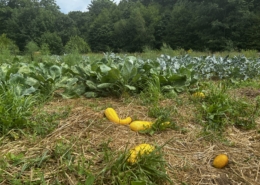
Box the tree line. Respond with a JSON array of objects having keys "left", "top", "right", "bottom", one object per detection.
[{"left": 0, "top": 0, "right": 259, "bottom": 55}]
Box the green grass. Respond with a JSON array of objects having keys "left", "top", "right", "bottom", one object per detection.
[
  {"left": 95, "top": 141, "right": 172, "bottom": 185},
  {"left": 0, "top": 51, "right": 260, "bottom": 184},
  {"left": 193, "top": 81, "right": 260, "bottom": 137},
  {"left": 0, "top": 85, "right": 36, "bottom": 135},
  {"left": 139, "top": 47, "right": 259, "bottom": 59},
  {"left": 30, "top": 107, "right": 70, "bottom": 136}
]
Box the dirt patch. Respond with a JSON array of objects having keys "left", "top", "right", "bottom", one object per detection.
[{"left": 236, "top": 87, "right": 260, "bottom": 98}]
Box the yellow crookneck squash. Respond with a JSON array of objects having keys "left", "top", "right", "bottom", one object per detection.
[
  {"left": 104, "top": 108, "right": 132, "bottom": 125},
  {"left": 129, "top": 121, "right": 153, "bottom": 131}
]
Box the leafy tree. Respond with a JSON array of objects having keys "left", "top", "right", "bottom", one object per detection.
[
  {"left": 54, "top": 13, "right": 79, "bottom": 45},
  {"left": 139, "top": 4, "right": 161, "bottom": 49},
  {"left": 0, "top": 1, "right": 12, "bottom": 34},
  {"left": 165, "top": 1, "right": 198, "bottom": 50},
  {"left": 2, "top": 0, "right": 61, "bottom": 52},
  {"left": 125, "top": 8, "right": 147, "bottom": 52},
  {"left": 65, "top": 35, "right": 91, "bottom": 54},
  {"left": 25, "top": 40, "right": 39, "bottom": 61},
  {"left": 88, "top": 0, "right": 116, "bottom": 17},
  {"left": 68, "top": 11, "right": 91, "bottom": 41},
  {"left": 243, "top": 10, "right": 260, "bottom": 50},
  {"left": 0, "top": 0, "right": 260, "bottom": 53},
  {"left": 40, "top": 43, "right": 50, "bottom": 55},
  {"left": 88, "top": 9, "right": 114, "bottom": 52},
  {"left": 113, "top": 2, "right": 149, "bottom": 52},
  {"left": 87, "top": 0, "right": 116, "bottom": 52},
  {"left": 40, "top": 32, "right": 63, "bottom": 55},
  {"left": 164, "top": 0, "right": 259, "bottom": 51},
  {"left": 39, "top": 0, "right": 60, "bottom": 12},
  {"left": 0, "top": 33, "right": 19, "bottom": 54}
]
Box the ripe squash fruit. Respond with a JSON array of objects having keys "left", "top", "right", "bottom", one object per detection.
[
  {"left": 192, "top": 92, "right": 205, "bottom": 98},
  {"left": 129, "top": 121, "right": 152, "bottom": 131},
  {"left": 104, "top": 108, "right": 132, "bottom": 125},
  {"left": 127, "top": 143, "right": 155, "bottom": 164},
  {"left": 213, "top": 154, "right": 228, "bottom": 168}
]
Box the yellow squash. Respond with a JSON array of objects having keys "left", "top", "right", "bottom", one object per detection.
[
  {"left": 129, "top": 121, "right": 152, "bottom": 131},
  {"left": 119, "top": 117, "right": 132, "bottom": 125},
  {"left": 213, "top": 154, "right": 228, "bottom": 168},
  {"left": 192, "top": 92, "right": 205, "bottom": 98},
  {"left": 161, "top": 121, "right": 170, "bottom": 127},
  {"left": 104, "top": 108, "right": 132, "bottom": 125},
  {"left": 127, "top": 143, "right": 155, "bottom": 164}
]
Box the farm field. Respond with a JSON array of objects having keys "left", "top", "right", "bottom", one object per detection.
[{"left": 0, "top": 52, "right": 260, "bottom": 184}]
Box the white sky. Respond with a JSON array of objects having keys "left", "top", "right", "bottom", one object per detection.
[{"left": 55, "top": 0, "right": 121, "bottom": 14}]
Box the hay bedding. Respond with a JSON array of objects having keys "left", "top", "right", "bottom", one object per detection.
[{"left": 0, "top": 96, "right": 260, "bottom": 185}]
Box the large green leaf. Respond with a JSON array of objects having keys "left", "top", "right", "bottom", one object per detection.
[
  {"left": 9, "top": 73, "right": 26, "bottom": 84},
  {"left": 121, "top": 60, "right": 137, "bottom": 82},
  {"left": 61, "top": 83, "right": 86, "bottom": 99},
  {"left": 25, "top": 77, "right": 40, "bottom": 87},
  {"left": 125, "top": 84, "right": 136, "bottom": 91},
  {"left": 57, "top": 77, "right": 78, "bottom": 87},
  {"left": 97, "top": 83, "right": 112, "bottom": 89},
  {"left": 99, "top": 67, "right": 120, "bottom": 83},
  {"left": 99, "top": 64, "right": 111, "bottom": 73},
  {"left": 49, "top": 65, "right": 62, "bottom": 79},
  {"left": 86, "top": 80, "right": 97, "bottom": 90},
  {"left": 18, "top": 63, "right": 31, "bottom": 74},
  {"left": 84, "top": 91, "right": 98, "bottom": 98},
  {"left": 168, "top": 75, "right": 187, "bottom": 87},
  {"left": 21, "top": 86, "right": 37, "bottom": 96}
]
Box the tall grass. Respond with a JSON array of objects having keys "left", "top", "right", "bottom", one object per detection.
[{"left": 0, "top": 85, "right": 35, "bottom": 135}]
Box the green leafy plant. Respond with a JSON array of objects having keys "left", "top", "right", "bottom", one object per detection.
[
  {"left": 96, "top": 141, "right": 172, "bottom": 185},
  {"left": 197, "top": 82, "right": 260, "bottom": 135},
  {"left": 0, "top": 151, "right": 50, "bottom": 184},
  {"left": 231, "top": 96, "right": 260, "bottom": 130},
  {"left": 25, "top": 41, "right": 39, "bottom": 61},
  {"left": 0, "top": 85, "right": 35, "bottom": 135},
  {"left": 139, "top": 75, "right": 162, "bottom": 105},
  {"left": 0, "top": 33, "right": 19, "bottom": 56},
  {"left": 198, "top": 83, "right": 232, "bottom": 133},
  {"left": 65, "top": 35, "right": 91, "bottom": 54},
  {"left": 30, "top": 108, "right": 70, "bottom": 136}
]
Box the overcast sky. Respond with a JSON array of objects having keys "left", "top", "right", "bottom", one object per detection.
[{"left": 56, "top": 0, "right": 121, "bottom": 14}]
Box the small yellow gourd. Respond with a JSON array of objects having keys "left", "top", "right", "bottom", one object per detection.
[
  {"left": 161, "top": 121, "right": 170, "bottom": 127},
  {"left": 129, "top": 121, "right": 152, "bottom": 131},
  {"left": 192, "top": 92, "right": 205, "bottom": 98},
  {"left": 104, "top": 108, "right": 132, "bottom": 125},
  {"left": 127, "top": 143, "right": 155, "bottom": 164},
  {"left": 213, "top": 154, "right": 228, "bottom": 168}
]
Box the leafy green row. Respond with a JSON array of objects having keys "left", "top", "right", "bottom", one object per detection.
[{"left": 1, "top": 53, "right": 260, "bottom": 99}]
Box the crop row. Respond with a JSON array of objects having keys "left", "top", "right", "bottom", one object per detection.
[{"left": 1, "top": 53, "right": 259, "bottom": 98}]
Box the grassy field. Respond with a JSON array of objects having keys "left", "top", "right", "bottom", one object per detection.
[{"left": 0, "top": 51, "right": 260, "bottom": 184}]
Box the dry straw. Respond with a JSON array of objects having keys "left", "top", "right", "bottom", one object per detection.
[{"left": 0, "top": 96, "right": 259, "bottom": 184}]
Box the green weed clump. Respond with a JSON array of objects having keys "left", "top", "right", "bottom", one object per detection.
[
  {"left": 195, "top": 82, "right": 260, "bottom": 136},
  {"left": 0, "top": 85, "right": 35, "bottom": 135},
  {"left": 96, "top": 141, "right": 172, "bottom": 185}
]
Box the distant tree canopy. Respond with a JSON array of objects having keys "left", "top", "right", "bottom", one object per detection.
[{"left": 0, "top": 0, "right": 259, "bottom": 54}]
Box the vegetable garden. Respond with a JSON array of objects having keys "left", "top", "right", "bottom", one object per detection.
[{"left": 0, "top": 53, "right": 260, "bottom": 184}]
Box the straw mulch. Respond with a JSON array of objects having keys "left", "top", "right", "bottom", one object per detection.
[{"left": 0, "top": 94, "right": 259, "bottom": 185}]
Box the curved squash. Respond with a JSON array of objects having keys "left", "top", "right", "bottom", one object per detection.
[
  {"left": 119, "top": 117, "right": 132, "bottom": 125},
  {"left": 129, "top": 121, "right": 152, "bottom": 131},
  {"left": 104, "top": 108, "right": 132, "bottom": 125}
]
